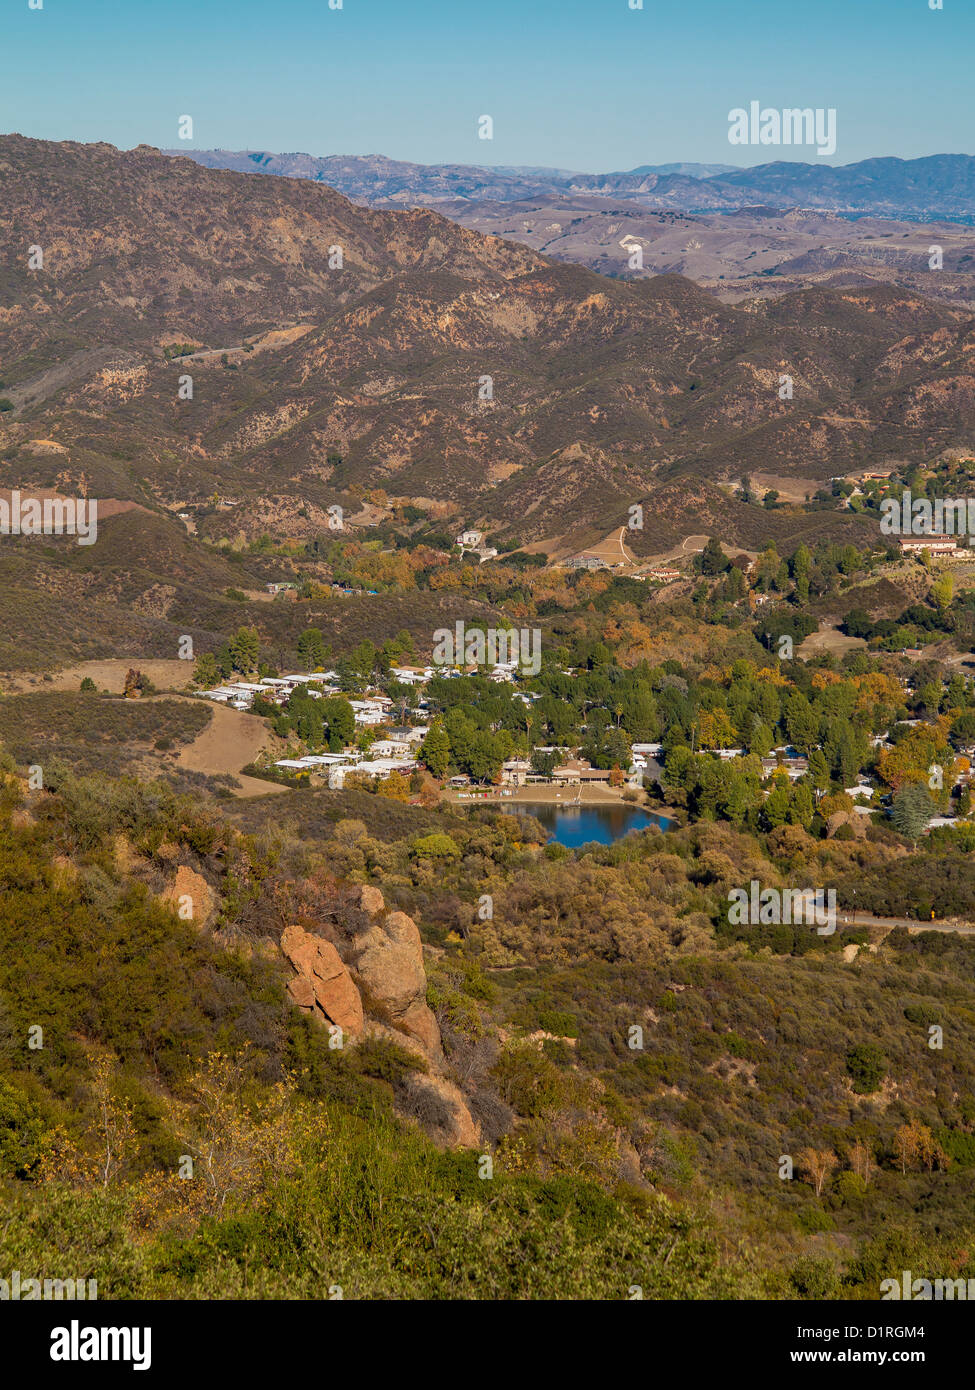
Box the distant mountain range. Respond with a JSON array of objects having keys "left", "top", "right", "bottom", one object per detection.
[{"left": 167, "top": 150, "right": 975, "bottom": 221}]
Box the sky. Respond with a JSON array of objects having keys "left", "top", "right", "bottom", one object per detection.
[{"left": 3, "top": 0, "right": 973, "bottom": 171}]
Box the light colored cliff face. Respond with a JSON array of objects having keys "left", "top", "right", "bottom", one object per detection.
[{"left": 279, "top": 884, "right": 480, "bottom": 1149}]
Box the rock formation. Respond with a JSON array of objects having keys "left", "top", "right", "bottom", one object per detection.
[
  {"left": 281, "top": 924, "right": 364, "bottom": 1035},
  {"left": 160, "top": 865, "right": 218, "bottom": 929},
  {"left": 278, "top": 885, "right": 479, "bottom": 1147}
]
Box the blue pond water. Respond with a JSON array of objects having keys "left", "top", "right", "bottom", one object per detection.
[{"left": 513, "top": 802, "right": 674, "bottom": 847}]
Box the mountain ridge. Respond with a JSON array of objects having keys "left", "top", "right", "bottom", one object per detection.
[
  {"left": 2, "top": 135, "right": 974, "bottom": 558},
  {"left": 166, "top": 148, "right": 975, "bottom": 221}
]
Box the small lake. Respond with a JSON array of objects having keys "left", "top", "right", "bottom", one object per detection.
[{"left": 513, "top": 802, "right": 674, "bottom": 847}]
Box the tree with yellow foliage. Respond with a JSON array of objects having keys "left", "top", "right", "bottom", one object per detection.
[{"left": 798, "top": 1146, "right": 837, "bottom": 1198}]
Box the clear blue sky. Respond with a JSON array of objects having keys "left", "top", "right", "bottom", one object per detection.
[{"left": 4, "top": 0, "right": 972, "bottom": 170}]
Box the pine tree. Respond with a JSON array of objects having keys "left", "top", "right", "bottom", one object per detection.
[{"left": 420, "top": 723, "right": 451, "bottom": 779}]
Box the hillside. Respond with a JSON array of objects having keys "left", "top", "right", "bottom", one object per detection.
[{"left": 2, "top": 136, "right": 975, "bottom": 563}]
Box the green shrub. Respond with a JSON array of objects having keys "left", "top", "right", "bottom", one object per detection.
[{"left": 845, "top": 1043, "right": 886, "bottom": 1095}]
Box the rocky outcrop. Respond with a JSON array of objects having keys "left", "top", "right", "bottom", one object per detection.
[
  {"left": 354, "top": 908, "right": 439, "bottom": 1045},
  {"left": 281, "top": 923, "right": 364, "bottom": 1035},
  {"left": 278, "top": 887, "right": 479, "bottom": 1147},
  {"left": 404, "top": 1073, "right": 481, "bottom": 1149},
  {"left": 160, "top": 865, "right": 217, "bottom": 929},
  {"left": 357, "top": 884, "right": 385, "bottom": 917}
]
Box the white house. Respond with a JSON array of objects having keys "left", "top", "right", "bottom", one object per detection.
[
  {"left": 390, "top": 665, "right": 434, "bottom": 685},
  {"left": 349, "top": 705, "right": 386, "bottom": 726},
  {"left": 329, "top": 757, "right": 416, "bottom": 789},
  {"left": 368, "top": 739, "right": 417, "bottom": 759}
]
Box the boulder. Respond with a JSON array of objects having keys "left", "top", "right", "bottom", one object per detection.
[
  {"left": 287, "top": 976, "right": 317, "bottom": 1011},
  {"left": 280, "top": 923, "right": 321, "bottom": 977},
  {"left": 160, "top": 865, "right": 217, "bottom": 929},
  {"left": 362, "top": 1020, "right": 430, "bottom": 1064},
  {"left": 400, "top": 1000, "right": 442, "bottom": 1056},
  {"left": 406, "top": 1074, "right": 480, "bottom": 1149},
  {"left": 311, "top": 940, "right": 365, "bottom": 1034},
  {"left": 357, "top": 884, "right": 386, "bottom": 918},
  {"left": 354, "top": 908, "right": 441, "bottom": 1055},
  {"left": 280, "top": 923, "right": 364, "bottom": 1035}
]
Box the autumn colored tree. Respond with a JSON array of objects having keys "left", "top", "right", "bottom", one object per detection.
[
  {"left": 797, "top": 1146, "right": 837, "bottom": 1198},
  {"left": 848, "top": 1139, "right": 876, "bottom": 1186},
  {"left": 377, "top": 771, "right": 411, "bottom": 802}
]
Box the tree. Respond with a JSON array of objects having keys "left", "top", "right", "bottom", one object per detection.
[
  {"left": 845, "top": 1043, "right": 886, "bottom": 1095},
  {"left": 699, "top": 537, "right": 728, "bottom": 577},
  {"left": 807, "top": 748, "right": 831, "bottom": 794},
  {"left": 950, "top": 711, "right": 975, "bottom": 749},
  {"left": 931, "top": 571, "right": 954, "bottom": 616},
  {"left": 696, "top": 708, "right": 736, "bottom": 750},
  {"left": 849, "top": 1139, "right": 876, "bottom": 1186},
  {"left": 466, "top": 730, "right": 506, "bottom": 782},
  {"left": 349, "top": 640, "right": 377, "bottom": 680},
  {"left": 749, "top": 722, "right": 774, "bottom": 758},
  {"left": 891, "top": 1119, "right": 947, "bottom": 1175},
  {"left": 296, "top": 627, "right": 329, "bottom": 670},
  {"left": 321, "top": 696, "right": 355, "bottom": 751},
  {"left": 792, "top": 544, "right": 811, "bottom": 603},
  {"left": 762, "top": 776, "right": 791, "bottom": 830},
  {"left": 377, "top": 771, "right": 411, "bottom": 802},
  {"left": 192, "top": 652, "right": 219, "bottom": 687},
  {"left": 419, "top": 723, "right": 451, "bottom": 779},
  {"left": 531, "top": 749, "right": 557, "bottom": 777},
  {"left": 788, "top": 783, "right": 814, "bottom": 829},
  {"left": 229, "top": 626, "right": 260, "bottom": 675},
  {"left": 797, "top": 1146, "right": 837, "bottom": 1198},
  {"left": 890, "top": 781, "right": 935, "bottom": 846},
  {"left": 411, "top": 833, "right": 461, "bottom": 861},
  {"left": 784, "top": 693, "right": 818, "bottom": 753}
]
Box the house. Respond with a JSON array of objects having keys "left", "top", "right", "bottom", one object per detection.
[
  {"left": 385, "top": 724, "right": 429, "bottom": 744},
  {"left": 488, "top": 662, "right": 519, "bottom": 683},
  {"left": 565, "top": 555, "right": 608, "bottom": 571},
  {"left": 552, "top": 759, "right": 611, "bottom": 785},
  {"left": 274, "top": 753, "right": 358, "bottom": 773},
  {"left": 898, "top": 535, "right": 957, "bottom": 556},
  {"left": 389, "top": 665, "right": 434, "bottom": 684},
  {"left": 649, "top": 568, "right": 680, "bottom": 581},
  {"left": 349, "top": 700, "right": 387, "bottom": 726},
  {"left": 761, "top": 757, "right": 808, "bottom": 782},
  {"left": 456, "top": 528, "right": 485, "bottom": 548},
  {"left": 368, "top": 739, "right": 417, "bottom": 759},
  {"left": 328, "top": 757, "right": 416, "bottom": 789},
  {"left": 265, "top": 581, "right": 298, "bottom": 595},
  {"left": 501, "top": 758, "right": 533, "bottom": 787},
  {"left": 281, "top": 671, "right": 342, "bottom": 686}
]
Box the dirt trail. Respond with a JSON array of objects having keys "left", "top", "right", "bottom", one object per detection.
[
  {"left": 837, "top": 912, "right": 975, "bottom": 937},
  {"left": 176, "top": 701, "right": 289, "bottom": 797}
]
